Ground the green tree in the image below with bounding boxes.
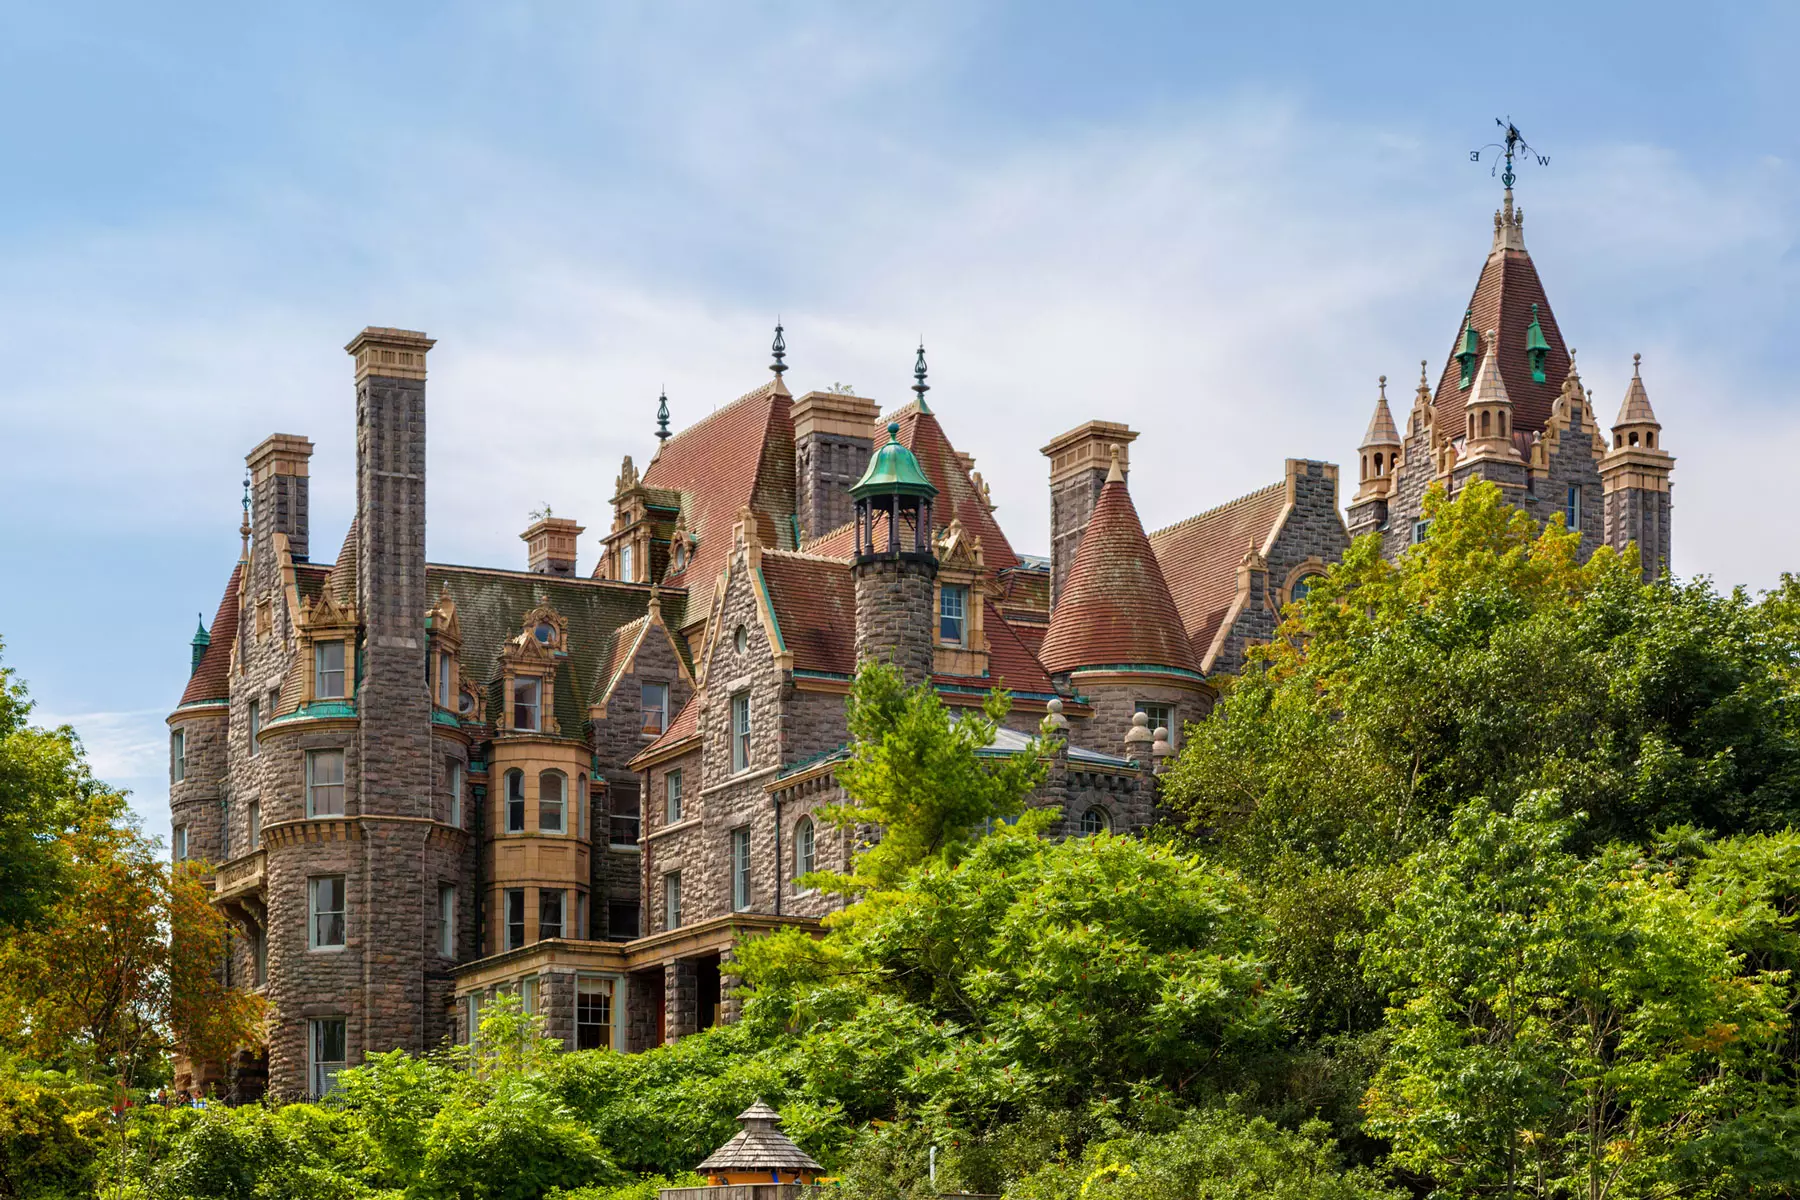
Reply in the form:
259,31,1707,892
1364,797,1792,1199
0,639,94,931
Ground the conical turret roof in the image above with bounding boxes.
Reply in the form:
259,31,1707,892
1615,354,1659,427
695,1101,822,1175
1041,454,1200,675
1467,330,1512,413
1359,377,1401,448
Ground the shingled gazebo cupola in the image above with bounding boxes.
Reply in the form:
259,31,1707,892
689,1100,823,1190
849,419,940,685
850,421,937,563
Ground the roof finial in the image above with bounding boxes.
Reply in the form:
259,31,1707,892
655,387,672,442
770,320,787,378
1633,351,1642,377
1105,443,1125,484
238,472,252,561
1379,374,1388,400
912,340,931,414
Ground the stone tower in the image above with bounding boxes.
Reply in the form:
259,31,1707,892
248,434,315,561
1041,420,1138,610
849,420,939,686
1601,354,1674,579
1345,378,1401,540
792,389,880,541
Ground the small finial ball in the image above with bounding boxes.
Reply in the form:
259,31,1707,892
1047,697,1063,715
887,421,900,436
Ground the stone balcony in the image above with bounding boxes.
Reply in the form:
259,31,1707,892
212,847,266,929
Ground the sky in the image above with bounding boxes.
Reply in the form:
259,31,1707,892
2,2,1797,844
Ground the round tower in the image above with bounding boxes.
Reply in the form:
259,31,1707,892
849,419,938,686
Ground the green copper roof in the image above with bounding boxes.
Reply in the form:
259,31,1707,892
191,615,211,647
1525,303,1550,353
850,422,938,501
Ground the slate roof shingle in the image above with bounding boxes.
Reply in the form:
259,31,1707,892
179,566,242,706
1148,481,1288,668
1434,233,1570,437
758,551,857,675
696,1101,822,1175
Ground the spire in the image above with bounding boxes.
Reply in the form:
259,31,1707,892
238,472,251,563
1470,329,1512,412
912,341,931,415
1615,353,1660,428
655,388,672,443
190,613,211,676
1359,375,1402,450
1105,443,1125,484
770,321,787,379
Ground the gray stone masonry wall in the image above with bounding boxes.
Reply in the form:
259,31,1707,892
1215,568,1275,677
665,958,699,1040
1263,462,1351,607
772,778,855,921
1050,770,1154,839
1068,679,1208,765
353,369,435,1064
626,968,662,1051
853,556,937,687
1515,406,1605,555
1453,456,1531,515
1049,466,1107,611
1381,412,1438,560
255,469,310,562
780,687,850,769
1606,484,1673,580
797,432,874,543
169,711,227,866
538,968,576,1048
640,746,702,935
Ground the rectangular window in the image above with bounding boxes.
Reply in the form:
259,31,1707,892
607,901,639,940
438,884,456,959
641,682,669,734
1137,703,1176,749
1411,518,1432,545
306,749,346,817
248,700,260,757
576,976,615,1050
577,892,588,939
664,769,684,823
314,640,347,700
448,761,463,828
172,825,188,861
521,976,538,1014
730,692,751,773
619,543,634,583
939,584,968,645
610,790,640,847
309,1018,346,1097
436,650,453,708
247,800,261,849
664,872,682,930
252,927,266,986
506,772,526,833
512,677,541,731
465,994,480,1045
731,827,751,912
504,889,526,950
309,875,346,949
539,773,565,833
539,888,565,941
170,729,185,783
1566,483,1582,530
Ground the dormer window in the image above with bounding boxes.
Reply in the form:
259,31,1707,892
619,543,635,583
939,584,968,646
533,622,554,646
733,624,749,654
315,640,347,700
458,687,477,716
435,650,454,708
1455,310,1479,389
513,677,542,732
1525,303,1550,383
672,541,686,572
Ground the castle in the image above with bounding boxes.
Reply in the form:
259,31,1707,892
167,185,1673,1100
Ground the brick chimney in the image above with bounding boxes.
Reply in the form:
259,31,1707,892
1041,420,1137,610
245,433,315,560
792,389,880,542
522,516,585,576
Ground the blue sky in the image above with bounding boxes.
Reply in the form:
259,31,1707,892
3,2,1797,843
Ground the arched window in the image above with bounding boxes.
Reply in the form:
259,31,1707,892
1373,452,1383,475
1629,432,1639,446
1361,453,1368,479
1290,573,1325,604
1498,412,1507,437
1079,807,1110,836
505,770,525,833
1646,432,1655,448
539,770,565,834
794,816,816,886
1481,410,1491,437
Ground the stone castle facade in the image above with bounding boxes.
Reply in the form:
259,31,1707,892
168,190,1671,1099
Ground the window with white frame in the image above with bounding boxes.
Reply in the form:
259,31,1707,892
306,749,346,817
730,692,751,773
309,1018,346,1097
665,769,683,823
576,976,615,1050
539,888,565,941
1136,703,1176,749
506,770,525,833
939,584,968,645
664,871,682,930
314,639,347,700
172,825,188,862
619,542,635,583
504,888,526,950
1566,483,1582,531
731,827,751,911
611,789,640,847
1080,807,1111,835
539,771,565,833
309,875,346,949
641,682,670,735
520,976,538,1014
436,650,453,708
438,884,456,959
512,676,541,732
794,816,816,888
465,994,480,1045
447,760,463,828
248,700,260,757
170,729,185,783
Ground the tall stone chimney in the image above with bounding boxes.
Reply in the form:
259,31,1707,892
522,516,585,576
792,389,880,542
1041,420,1137,610
246,434,315,561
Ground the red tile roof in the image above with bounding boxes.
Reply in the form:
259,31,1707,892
958,600,1057,695
636,381,796,598
800,404,1018,570
1434,240,1571,437
1041,478,1199,674
1148,480,1287,666
632,692,700,764
759,551,857,674
179,565,242,706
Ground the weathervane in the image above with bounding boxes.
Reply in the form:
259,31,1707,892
1470,118,1548,189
